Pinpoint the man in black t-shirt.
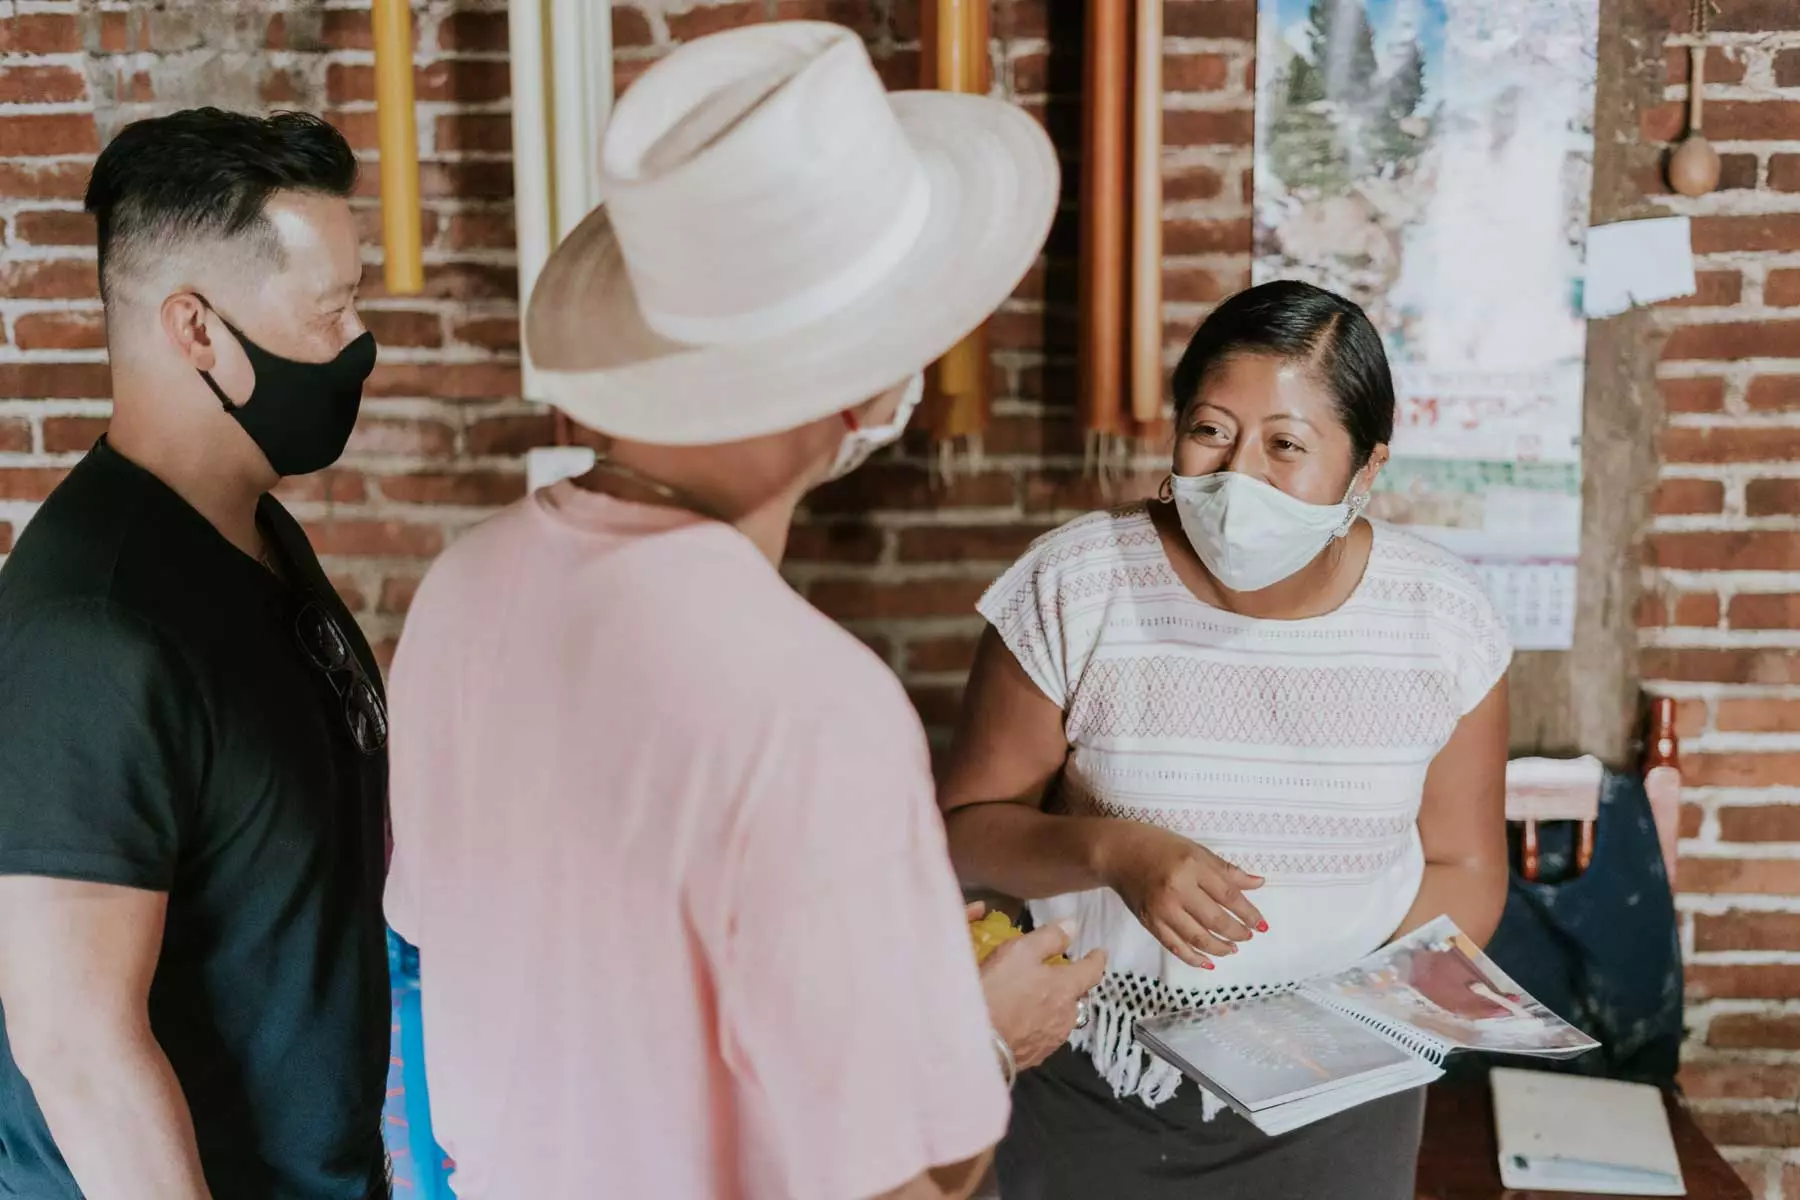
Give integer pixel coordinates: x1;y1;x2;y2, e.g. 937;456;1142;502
0;110;389;1199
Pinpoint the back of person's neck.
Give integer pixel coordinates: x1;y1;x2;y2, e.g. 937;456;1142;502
107;391;274;561
594;439;819;567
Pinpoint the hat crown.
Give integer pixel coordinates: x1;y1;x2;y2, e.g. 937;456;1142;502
601;23;929;346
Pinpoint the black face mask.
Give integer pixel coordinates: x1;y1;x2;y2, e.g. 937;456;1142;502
196;299;377;478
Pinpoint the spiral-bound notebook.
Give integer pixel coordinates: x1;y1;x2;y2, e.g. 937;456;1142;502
1135;917;1597;1135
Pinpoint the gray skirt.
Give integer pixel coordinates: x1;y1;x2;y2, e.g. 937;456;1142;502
996;1047;1426;1200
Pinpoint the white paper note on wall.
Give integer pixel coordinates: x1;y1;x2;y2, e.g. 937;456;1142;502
1583;217;1696;318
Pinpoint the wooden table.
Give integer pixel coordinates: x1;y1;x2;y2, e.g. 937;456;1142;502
1416;1081;1749;1200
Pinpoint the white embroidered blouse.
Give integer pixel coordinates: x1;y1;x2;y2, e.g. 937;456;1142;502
976;503;1513;1108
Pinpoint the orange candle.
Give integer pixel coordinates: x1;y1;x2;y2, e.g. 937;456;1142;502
373;0;423;295
1079;0;1131;438
1129;0;1164;426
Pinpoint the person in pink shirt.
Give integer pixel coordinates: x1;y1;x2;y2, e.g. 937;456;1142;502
383;21;1104;1200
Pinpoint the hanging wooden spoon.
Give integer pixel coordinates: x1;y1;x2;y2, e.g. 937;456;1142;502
1668;43;1720;196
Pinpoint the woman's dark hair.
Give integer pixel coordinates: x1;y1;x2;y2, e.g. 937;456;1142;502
1170;280;1396;467
84;108;358;305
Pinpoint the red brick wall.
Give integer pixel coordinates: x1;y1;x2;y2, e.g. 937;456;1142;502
0;0;1796;1190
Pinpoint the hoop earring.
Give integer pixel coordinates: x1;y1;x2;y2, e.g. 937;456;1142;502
1157;474;1174;504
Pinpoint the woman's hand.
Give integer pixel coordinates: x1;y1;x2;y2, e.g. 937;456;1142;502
1093;822;1266;969
969;905;1106;1071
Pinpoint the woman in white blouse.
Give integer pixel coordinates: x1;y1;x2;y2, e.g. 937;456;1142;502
940;281;1512;1199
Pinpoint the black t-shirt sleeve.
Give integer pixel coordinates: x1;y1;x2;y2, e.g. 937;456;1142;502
0;600;206;891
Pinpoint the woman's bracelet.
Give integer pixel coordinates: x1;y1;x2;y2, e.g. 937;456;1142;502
992;1030;1018;1090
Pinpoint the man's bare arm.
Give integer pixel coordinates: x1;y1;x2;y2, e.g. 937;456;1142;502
870;1149;995;1200
0;876;210;1199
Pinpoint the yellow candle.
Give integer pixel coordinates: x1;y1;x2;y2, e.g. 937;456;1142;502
373;0;423;295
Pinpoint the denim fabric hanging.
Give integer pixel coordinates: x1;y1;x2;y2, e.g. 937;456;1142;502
1446;770;1684;1086
385;928;456;1197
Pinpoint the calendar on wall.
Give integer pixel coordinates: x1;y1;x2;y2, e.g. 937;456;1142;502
1252;0;1600;652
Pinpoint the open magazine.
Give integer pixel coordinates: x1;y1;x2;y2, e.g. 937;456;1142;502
1134;916;1597;1136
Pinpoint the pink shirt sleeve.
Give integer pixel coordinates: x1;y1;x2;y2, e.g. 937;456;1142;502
703;680;1009;1200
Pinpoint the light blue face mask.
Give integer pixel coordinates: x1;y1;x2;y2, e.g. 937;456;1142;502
1169;470;1366;592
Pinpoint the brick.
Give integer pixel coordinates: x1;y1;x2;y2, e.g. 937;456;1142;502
366;363;519;401
1717;697;1800;732
1164;163;1225;203
1717;806;1800;844
1666;45;1750;86
784;522;885;564
1765;269;1800;308
1648;531;1800;572
41;416;109;453
613;57;660;99
435;114;512;155
0;363;110;401
465;414;555;457
0;259;100;302
1681;0;1800;32
1164;52;1231;93
0;13;80;54
980;412;1084;457
361;161;514;203
666;2;764;41
1165;218;1252;257
1687;754;1800;789
0;523;11;554
260;68;309;106
808;577;990;620
1164;265;1231;303
613;6;655;48
772;0;876;24
1700;101;1800;142
1690;214;1800;254
449;317;519;354
1643;648;1800;684
1672;591;1721;626
0;468;70;501
1693;1111;1800;1150
1746;377;1800;412
378;576;420;616
1163;109;1254;148
905;634;981;675
379;471;526;507
1772;154;1800;192
0;161;89;201
362;262;517;304
1778;48;1800;88
0;419;29;454
303;519;444;559
328;60;513;106
1678;1059;1800;1099
325;110;378;153
1661;426;1800;465
1731;592;1800;628
807;464;1014;514
13;311;105;352
1679;802;1704;838
1746;480;1800;517
345;418;458;460
896;523;1055;563
1662;321;1800;362
1678;855;1800;895
1714;153;1758;191
360;310;442;350
0;114;98;159
1164;0;1255;38
438;11;509;52
327;574;368;613
1651;477;1723;515
1010;51;1047;94
446;210;518;251
271;470;368;505
0;65;87;105
1710;1012;1800;1050
1659;270;1739;308
1641;102;1684;143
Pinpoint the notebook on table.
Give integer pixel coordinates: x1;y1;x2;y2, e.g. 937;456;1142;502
1134;916;1597;1136
1491;1067;1685;1195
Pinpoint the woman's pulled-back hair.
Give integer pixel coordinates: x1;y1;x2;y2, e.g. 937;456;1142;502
1170;280;1396;467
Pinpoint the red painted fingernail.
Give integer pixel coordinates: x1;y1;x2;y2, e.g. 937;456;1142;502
1200;960;1215;970
1256;921;1269;933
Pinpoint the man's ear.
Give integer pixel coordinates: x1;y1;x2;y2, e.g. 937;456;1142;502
160;292;216;371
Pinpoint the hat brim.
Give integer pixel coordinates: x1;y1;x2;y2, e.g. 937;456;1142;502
524;91;1059;447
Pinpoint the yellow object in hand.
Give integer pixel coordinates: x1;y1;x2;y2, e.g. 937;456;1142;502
969;910;1070;965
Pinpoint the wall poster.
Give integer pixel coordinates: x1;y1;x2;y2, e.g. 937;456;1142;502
1253;0;1600;649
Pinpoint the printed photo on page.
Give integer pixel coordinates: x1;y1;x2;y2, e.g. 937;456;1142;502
1315;916;1594;1054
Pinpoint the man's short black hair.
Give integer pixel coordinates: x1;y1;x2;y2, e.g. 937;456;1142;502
84;107;358;305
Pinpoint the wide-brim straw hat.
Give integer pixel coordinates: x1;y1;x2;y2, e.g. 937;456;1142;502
525;21;1059;446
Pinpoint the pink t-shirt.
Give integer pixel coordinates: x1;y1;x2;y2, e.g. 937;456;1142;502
384;483;1008;1199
